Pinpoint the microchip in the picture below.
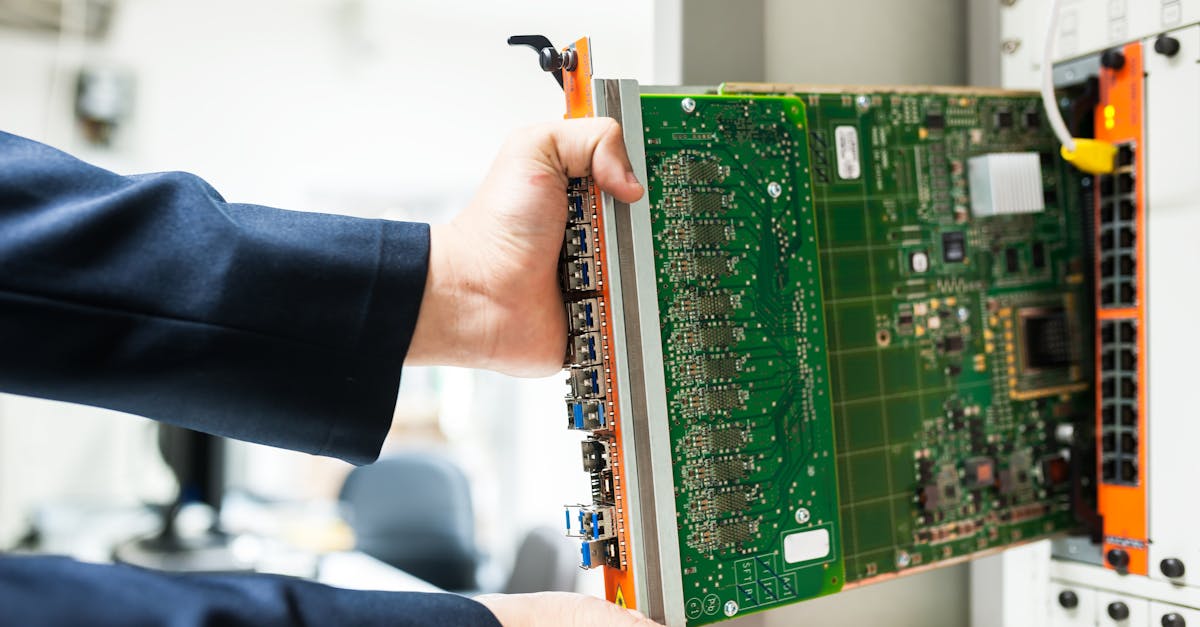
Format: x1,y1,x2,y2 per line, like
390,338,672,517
1042,455,1070,485
1020,307,1072,371
1043,186,1057,206
942,231,966,263
1024,110,1041,129
898,312,914,326
922,464,961,511
1005,247,1020,273
995,110,1014,128
1032,242,1046,269
998,451,1034,495
942,335,965,353
925,113,946,130
964,457,996,488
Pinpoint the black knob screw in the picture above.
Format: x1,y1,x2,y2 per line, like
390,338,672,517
1101,48,1127,70
1108,601,1130,620
1163,612,1187,627
538,47,576,73
1155,35,1181,58
1161,558,1186,578
1107,548,1131,570
1058,590,1079,609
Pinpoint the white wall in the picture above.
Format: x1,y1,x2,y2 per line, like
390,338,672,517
763,0,967,86
0,0,653,559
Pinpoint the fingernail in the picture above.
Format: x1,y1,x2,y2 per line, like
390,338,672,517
626,171,642,187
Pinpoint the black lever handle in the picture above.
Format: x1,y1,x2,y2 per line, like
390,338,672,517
507,34,567,90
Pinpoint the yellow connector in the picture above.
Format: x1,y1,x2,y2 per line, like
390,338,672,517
1060,138,1117,175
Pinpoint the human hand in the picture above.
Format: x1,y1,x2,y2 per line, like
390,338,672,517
406,118,644,376
475,591,661,627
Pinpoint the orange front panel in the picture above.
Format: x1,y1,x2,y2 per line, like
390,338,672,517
561,37,638,609
1094,41,1148,576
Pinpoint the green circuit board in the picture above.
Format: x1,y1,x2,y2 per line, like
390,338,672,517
639,88,1092,623
762,88,1093,584
642,94,843,626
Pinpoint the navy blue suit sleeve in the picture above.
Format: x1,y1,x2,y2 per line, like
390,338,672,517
0,555,502,627
0,131,427,465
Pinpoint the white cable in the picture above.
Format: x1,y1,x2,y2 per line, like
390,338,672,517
1042,0,1075,152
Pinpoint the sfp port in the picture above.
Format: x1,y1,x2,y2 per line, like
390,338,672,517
569,332,602,366
565,223,594,258
566,399,608,431
565,504,617,541
564,258,599,292
568,366,605,399
580,438,609,473
567,298,600,334
591,468,615,503
568,192,591,223
579,538,619,569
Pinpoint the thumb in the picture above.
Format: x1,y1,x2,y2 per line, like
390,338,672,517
545,117,645,204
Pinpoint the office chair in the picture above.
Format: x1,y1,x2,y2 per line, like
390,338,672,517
502,526,579,594
339,451,479,592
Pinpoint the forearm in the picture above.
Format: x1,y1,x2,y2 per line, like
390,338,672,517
0,131,423,464
0,555,501,627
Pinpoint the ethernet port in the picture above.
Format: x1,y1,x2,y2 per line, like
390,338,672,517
1101,201,1115,223
1102,377,1115,398
1120,459,1137,483
1120,349,1136,370
1101,258,1115,278
1101,285,1115,305
1102,350,1115,369
1117,144,1135,167
1100,176,1114,196
1101,230,1115,250
1119,199,1135,221
1119,283,1135,304
1119,227,1134,248
1102,323,1115,343
1102,431,1116,452
1120,432,1136,452
1120,321,1136,342
1120,404,1137,426
1118,173,1135,195
1102,459,1117,481
1102,405,1116,425
1120,376,1137,398
1119,254,1134,276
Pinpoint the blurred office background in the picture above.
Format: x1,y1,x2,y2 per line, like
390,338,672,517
0,0,989,623
0,0,654,597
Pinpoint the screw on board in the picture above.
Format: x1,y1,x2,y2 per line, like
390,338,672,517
681,97,697,113
795,507,811,524
723,600,739,617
